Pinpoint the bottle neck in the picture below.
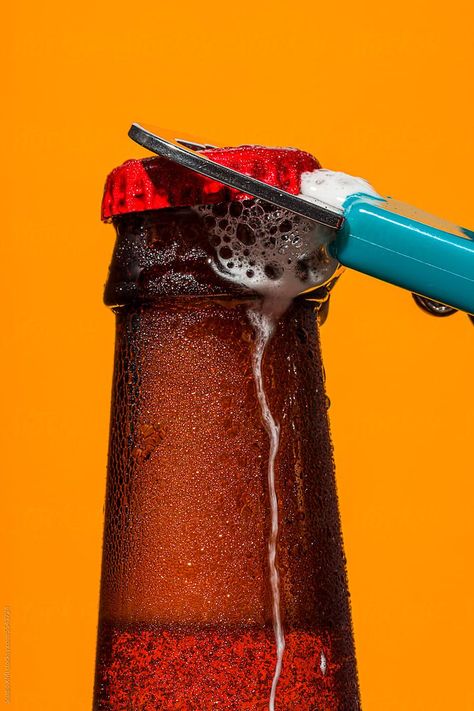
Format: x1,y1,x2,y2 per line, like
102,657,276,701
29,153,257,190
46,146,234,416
96,203,359,710
100,292,351,624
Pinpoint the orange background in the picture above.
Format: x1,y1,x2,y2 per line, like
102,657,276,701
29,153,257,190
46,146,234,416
2,0,474,708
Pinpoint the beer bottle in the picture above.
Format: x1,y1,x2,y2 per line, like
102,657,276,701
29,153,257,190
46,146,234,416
93,147,361,710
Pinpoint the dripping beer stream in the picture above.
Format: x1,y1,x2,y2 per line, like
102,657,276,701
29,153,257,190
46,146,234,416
248,308,285,711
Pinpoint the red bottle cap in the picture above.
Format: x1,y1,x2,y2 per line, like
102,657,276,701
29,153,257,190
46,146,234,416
101,146,321,221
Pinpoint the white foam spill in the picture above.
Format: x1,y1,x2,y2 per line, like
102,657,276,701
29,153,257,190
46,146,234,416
299,168,380,211
247,308,284,711
195,200,338,319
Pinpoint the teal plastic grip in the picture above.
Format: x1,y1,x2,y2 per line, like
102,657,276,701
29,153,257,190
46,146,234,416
330,194,474,314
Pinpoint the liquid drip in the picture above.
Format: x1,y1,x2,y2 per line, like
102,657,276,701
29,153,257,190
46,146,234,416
197,197,338,708
248,307,284,711
195,193,370,708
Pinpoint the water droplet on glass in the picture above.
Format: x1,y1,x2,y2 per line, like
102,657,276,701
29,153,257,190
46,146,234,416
412,293,457,317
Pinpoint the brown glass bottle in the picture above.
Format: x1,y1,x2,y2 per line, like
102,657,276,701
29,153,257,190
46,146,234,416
93,160,360,710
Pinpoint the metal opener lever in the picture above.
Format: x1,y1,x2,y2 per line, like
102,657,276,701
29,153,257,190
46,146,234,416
129,123,474,315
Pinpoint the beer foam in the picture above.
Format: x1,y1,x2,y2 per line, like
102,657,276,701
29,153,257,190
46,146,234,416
196,200,338,319
197,170,379,319
299,168,380,211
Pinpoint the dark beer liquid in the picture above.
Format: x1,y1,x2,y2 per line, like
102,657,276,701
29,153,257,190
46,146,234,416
93,207,360,710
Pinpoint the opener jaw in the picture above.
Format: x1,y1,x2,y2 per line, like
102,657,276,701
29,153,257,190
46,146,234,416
128,123,345,230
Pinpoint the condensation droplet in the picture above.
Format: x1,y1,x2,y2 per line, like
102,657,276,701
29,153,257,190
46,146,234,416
320,651,327,675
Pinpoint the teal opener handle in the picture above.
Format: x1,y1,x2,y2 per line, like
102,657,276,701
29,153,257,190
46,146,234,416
330,194,474,314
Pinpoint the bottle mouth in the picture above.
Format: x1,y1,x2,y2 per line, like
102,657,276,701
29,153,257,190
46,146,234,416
101,146,321,221
104,198,340,310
